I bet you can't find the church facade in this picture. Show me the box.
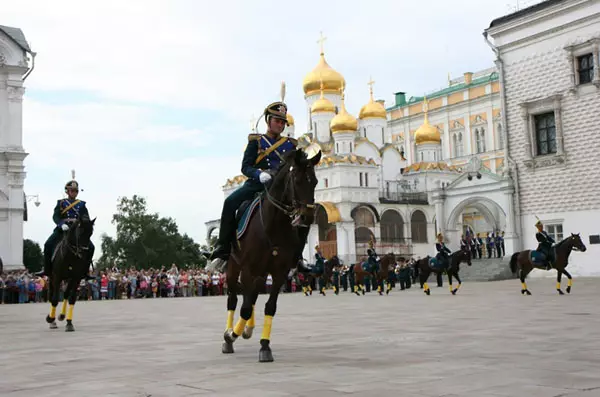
[0,25,34,271]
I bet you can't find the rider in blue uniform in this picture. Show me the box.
[35,178,95,280]
[535,220,555,270]
[435,233,452,269]
[203,101,311,273]
[314,245,325,274]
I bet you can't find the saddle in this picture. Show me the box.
[429,257,448,270]
[236,195,262,240]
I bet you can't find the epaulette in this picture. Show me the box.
[288,137,298,146]
[248,133,261,141]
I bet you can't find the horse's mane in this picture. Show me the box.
[555,235,574,248]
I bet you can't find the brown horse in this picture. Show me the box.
[300,255,340,296]
[416,247,472,295]
[509,233,586,295]
[221,149,320,362]
[352,253,397,296]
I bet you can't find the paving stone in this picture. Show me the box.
[1,278,599,396]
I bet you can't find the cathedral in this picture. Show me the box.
[212,40,516,265]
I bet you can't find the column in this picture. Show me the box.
[502,188,520,252]
[464,116,473,155]
[303,224,319,262]
[336,221,356,265]
[520,105,533,160]
[6,82,25,148]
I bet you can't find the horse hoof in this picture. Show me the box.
[378,291,383,296]
[362,290,365,296]
[49,321,58,329]
[224,329,236,344]
[525,290,532,296]
[566,286,571,294]
[242,326,254,340]
[451,290,457,295]
[386,290,390,295]
[354,291,360,296]
[58,314,65,322]
[557,289,564,295]
[222,342,235,354]
[46,315,55,324]
[259,348,274,363]
[425,290,431,296]
[65,323,75,332]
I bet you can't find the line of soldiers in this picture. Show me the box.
[459,232,505,259]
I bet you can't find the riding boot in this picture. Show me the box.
[35,251,53,278]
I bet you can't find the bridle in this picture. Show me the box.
[262,161,316,228]
[64,219,90,259]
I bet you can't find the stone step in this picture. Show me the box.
[455,258,518,282]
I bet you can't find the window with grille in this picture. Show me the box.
[577,53,594,85]
[545,224,563,242]
[534,112,557,156]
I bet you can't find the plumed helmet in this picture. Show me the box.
[64,170,79,191]
[437,233,443,240]
[535,220,543,228]
[264,101,289,125]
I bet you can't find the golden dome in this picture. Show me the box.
[303,53,346,96]
[359,78,386,119]
[311,80,336,113]
[330,88,358,134]
[286,113,295,126]
[414,98,441,145]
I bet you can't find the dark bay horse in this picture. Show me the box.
[509,233,586,295]
[222,149,320,362]
[300,255,340,296]
[416,248,472,295]
[46,216,95,332]
[352,253,397,296]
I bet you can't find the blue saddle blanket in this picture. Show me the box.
[429,257,447,269]
[530,250,554,269]
[236,196,261,240]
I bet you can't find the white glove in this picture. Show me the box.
[259,172,272,184]
[61,224,69,232]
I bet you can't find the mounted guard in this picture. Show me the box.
[534,220,555,270]
[435,233,452,269]
[35,171,95,281]
[314,245,325,275]
[203,88,312,274]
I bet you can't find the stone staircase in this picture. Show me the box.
[455,258,518,282]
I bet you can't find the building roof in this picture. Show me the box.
[386,71,498,112]
[487,0,565,29]
[0,25,31,52]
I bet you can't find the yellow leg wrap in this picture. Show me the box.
[233,317,247,336]
[423,283,429,291]
[302,286,306,293]
[377,285,382,292]
[226,310,235,330]
[353,285,358,292]
[261,315,273,341]
[333,286,337,293]
[456,283,462,290]
[247,305,255,328]
[49,305,56,318]
[449,284,453,292]
[521,282,527,290]
[66,304,74,321]
[60,299,68,317]
[556,281,561,290]
[568,279,573,287]
[308,286,312,292]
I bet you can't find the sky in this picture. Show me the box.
[2,0,533,259]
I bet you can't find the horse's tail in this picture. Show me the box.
[509,252,519,274]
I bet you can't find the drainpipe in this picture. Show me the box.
[483,31,523,250]
[22,50,36,82]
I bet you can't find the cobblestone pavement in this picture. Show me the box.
[1,278,600,397]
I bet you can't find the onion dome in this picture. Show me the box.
[311,80,336,114]
[414,97,441,145]
[330,87,358,134]
[359,78,386,119]
[303,34,345,96]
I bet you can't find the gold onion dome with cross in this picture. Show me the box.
[359,78,386,119]
[303,32,346,96]
[330,86,358,134]
[311,80,336,113]
[414,97,441,145]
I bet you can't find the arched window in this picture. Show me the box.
[411,210,427,243]
[476,128,486,153]
[381,210,404,242]
[458,132,464,157]
[353,207,375,227]
[452,134,458,157]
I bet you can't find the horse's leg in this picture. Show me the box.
[46,276,59,329]
[242,289,260,340]
[556,269,565,295]
[520,263,532,295]
[563,269,573,294]
[258,275,286,363]
[448,272,455,295]
[420,268,431,295]
[353,273,361,296]
[63,278,79,332]
[385,273,392,295]
[222,268,239,353]
[319,275,326,296]
[223,284,254,352]
[453,272,462,294]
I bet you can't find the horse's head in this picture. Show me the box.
[457,246,472,266]
[270,148,321,227]
[70,216,96,248]
[568,233,587,252]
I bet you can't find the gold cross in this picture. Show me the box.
[423,96,429,113]
[317,31,327,54]
[367,77,375,99]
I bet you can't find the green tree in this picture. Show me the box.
[23,239,43,272]
[99,195,205,269]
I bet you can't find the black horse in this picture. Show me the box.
[222,149,320,362]
[300,255,341,296]
[416,247,472,295]
[45,216,96,332]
